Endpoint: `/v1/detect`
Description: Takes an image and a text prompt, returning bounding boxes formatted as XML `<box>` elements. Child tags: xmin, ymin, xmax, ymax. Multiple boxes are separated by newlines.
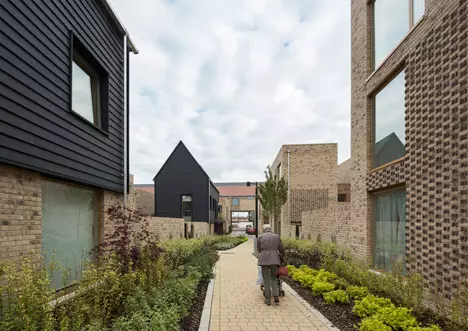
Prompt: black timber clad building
<box><xmin>154</xmin><ymin>141</ymin><xmax>219</xmax><ymax>223</ymax></box>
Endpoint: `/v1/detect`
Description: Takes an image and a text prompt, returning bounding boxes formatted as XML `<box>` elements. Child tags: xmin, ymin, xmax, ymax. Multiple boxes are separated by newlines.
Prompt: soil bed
<box><xmin>180</xmin><ymin>280</ymin><xmax>209</xmax><ymax>331</ymax></box>
<box><xmin>284</xmin><ymin>277</ymin><xmax>360</xmax><ymax>331</ymax></box>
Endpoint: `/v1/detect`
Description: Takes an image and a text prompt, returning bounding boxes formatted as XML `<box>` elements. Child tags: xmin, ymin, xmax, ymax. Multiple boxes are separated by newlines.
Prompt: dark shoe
<box><xmin>274</xmin><ymin>296</ymin><xmax>279</xmax><ymax>304</ymax></box>
<box><xmin>265</xmin><ymin>299</ymin><xmax>271</xmax><ymax>306</ymax></box>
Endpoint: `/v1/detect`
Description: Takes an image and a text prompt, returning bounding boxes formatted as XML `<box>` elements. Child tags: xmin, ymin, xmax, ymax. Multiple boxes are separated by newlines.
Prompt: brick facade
<box><xmin>351</xmin><ymin>0</ymin><xmax>467</xmax><ymax>299</ymax></box>
<box><xmin>270</xmin><ymin>144</ymin><xmax>339</xmax><ymax>235</ymax></box>
<box><xmin>0</xmin><ymin>165</ymin><xmax>42</xmax><ymax>262</ymax></box>
<box><xmin>148</xmin><ymin>217</ymin><xmax>185</xmax><ymax>240</ymax></box>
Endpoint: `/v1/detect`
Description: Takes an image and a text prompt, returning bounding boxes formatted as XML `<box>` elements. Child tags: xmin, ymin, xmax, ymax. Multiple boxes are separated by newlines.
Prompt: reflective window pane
<box><xmin>374</xmin><ymin>0</ymin><xmax>410</xmax><ymax>67</ymax></box>
<box><xmin>41</xmin><ymin>180</ymin><xmax>98</xmax><ymax>289</ymax></box>
<box><xmin>412</xmin><ymin>0</ymin><xmax>425</xmax><ymax>24</ymax></box>
<box><xmin>373</xmin><ymin>188</ymin><xmax>406</xmax><ymax>273</ymax></box>
<box><xmin>373</xmin><ymin>71</ymin><xmax>406</xmax><ymax>168</ymax></box>
<box><xmin>182</xmin><ymin>195</ymin><xmax>192</xmax><ymax>221</ymax></box>
<box><xmin>72</xmin><ymin>62</ymin><xmax>94</xmax><ymax>123</ymax></box>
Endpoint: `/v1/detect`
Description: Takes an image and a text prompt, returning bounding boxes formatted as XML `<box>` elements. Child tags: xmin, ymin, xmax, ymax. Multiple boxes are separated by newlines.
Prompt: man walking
<box><xmin>257</xmin><ymin>224</ymin><xmax>285</xmax><ymax>305</ymax></box>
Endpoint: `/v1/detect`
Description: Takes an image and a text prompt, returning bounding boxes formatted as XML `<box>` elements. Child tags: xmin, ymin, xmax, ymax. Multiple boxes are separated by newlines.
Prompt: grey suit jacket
<box><xmin>257</xmin><ymin>230</ymin><xmax>285</xmax><ymax>266</ymax></box>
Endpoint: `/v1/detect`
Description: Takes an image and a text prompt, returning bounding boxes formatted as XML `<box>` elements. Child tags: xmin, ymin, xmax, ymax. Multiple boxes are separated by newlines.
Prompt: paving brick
<box><xmin>209</xmin><ymin>240</ymin><xmax>332</xmax><ymax>330</ymax></box>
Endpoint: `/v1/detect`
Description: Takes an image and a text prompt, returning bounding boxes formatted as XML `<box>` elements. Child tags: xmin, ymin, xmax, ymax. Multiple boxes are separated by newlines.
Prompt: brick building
<box><xmin>270</xmin><ymin>144</ymin><xmax>349</xmax><ymax>236</ymax></box>
<box><xmin>0</xmin><ymin>0</ymin><xmax>137</xmax><ymax>288</ymax></box>
<box><xmin>350</xmin><ymin>0</ymin><xmax>467</xmax><ymax>299</ymax></box>
<box><xmin>215</xmin><ymin>182</ymin><xmax>259</xmax><ymax>233</ymax></box>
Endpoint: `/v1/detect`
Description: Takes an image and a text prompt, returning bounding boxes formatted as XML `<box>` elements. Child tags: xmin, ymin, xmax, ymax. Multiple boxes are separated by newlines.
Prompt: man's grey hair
<box><xmin>262</xmin><ymin>224</ymin><xmax>272</xmax><ymax>231</ymax></box>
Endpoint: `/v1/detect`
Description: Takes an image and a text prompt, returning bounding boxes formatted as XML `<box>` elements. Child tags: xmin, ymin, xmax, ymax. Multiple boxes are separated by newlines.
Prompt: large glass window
<box><xmin>374</xmin><ymin>0</ymin><xmax>425</xmax><ymax>68</ymax></box>
<box><xmin>373</xmin><ymin>71</ymin><xmax>406</xmax><ymax>168</ymax></box>
<box><xmin>373</xmin><ymin>188</ymin><xmax>406</xmax><ymax>272</ymax></box>
<box><xmin>182</xmin><ymin>195</ymin><xmax>193</xmax><ymax>221</ymax></box>
<box><xmin>41</xmin><ymin>180</ymin><xmax>98</xmax><ymax>289</ymax></box>
<box><xmin>72</xmin><ymin>49</ymin><xmax>100</xmax><ymax>126</ymax></box>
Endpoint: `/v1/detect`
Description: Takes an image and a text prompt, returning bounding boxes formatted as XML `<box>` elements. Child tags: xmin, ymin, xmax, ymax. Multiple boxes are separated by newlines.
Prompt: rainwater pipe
<box><xmin>287</xmin><ymin>149</ymin><xmax>291</xmax><ymax>229</ymax></box>
<box><xmin>123</xmin><ymin>35</ymin><xmax>128</xmax><ymax>214</ymax></box>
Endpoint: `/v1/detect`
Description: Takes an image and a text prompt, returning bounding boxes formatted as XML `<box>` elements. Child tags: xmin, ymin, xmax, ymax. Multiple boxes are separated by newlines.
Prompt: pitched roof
<box><xmin>152</xmin><ymin>141</ymin><xmax>219</xmax><ymax>193</ymax></box>
<box><xmin>216</xmin><ymin>183</ymin><xmax>256</xmax><ymax>197</ymax></box>
<box><xmin>133</xmin><ymin>184</ymin><xmax>154</xmax><ymax>193</ymax></box>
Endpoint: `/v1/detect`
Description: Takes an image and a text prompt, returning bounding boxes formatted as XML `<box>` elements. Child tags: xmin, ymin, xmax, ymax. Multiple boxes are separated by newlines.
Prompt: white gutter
<box><xmin>99</xmin><ymin>0</ymin><xmax>139</xmax><ymax>54</ymax></box>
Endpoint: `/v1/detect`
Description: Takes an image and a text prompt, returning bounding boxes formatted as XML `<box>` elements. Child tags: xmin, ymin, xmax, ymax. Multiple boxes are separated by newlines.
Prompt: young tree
<box><xmin>257</xmin><ymin>166</ymin><xmax>288</xmax><ymax>226</ymax></box>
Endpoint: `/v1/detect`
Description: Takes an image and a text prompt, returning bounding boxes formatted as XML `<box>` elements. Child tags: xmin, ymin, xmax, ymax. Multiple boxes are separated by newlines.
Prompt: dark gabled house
<box><xmin>0</xmin><ymin>0</ymin><xmax>137</xmax><ymax>288</ymax></box>
<box><xmin>154</xmin><ymin>141</ymin><xmax>219</xmax><ymax>225</ymax></box>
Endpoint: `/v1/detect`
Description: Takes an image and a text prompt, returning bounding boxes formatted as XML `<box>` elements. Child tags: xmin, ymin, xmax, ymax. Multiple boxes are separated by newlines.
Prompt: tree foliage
<box><xmin>257</xmin><ymin>166</ymin><xmax>288</xmax><ymax>224</ymax></box>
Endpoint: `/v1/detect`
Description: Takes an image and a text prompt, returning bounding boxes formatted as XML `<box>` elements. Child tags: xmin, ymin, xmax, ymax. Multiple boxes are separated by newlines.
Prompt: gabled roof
<box><xmin>153</xmin><ymin>141</ymin><xmax>219</xmax><ymax>193</ymax></box>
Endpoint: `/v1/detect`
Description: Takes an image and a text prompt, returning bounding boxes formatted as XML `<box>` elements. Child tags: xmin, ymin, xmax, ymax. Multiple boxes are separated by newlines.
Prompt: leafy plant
<box><xmin>332</xmin><ymin>277</ymin><xmax>349</xmax><ymax>290</ymax></box>
<box><xmin>213</xmin><ymin>242</ymin><xmax>235</xmax><ymax>250</ymax></box>
<box><xmin>347</xmin><ymin>286</ymin><xmax>370</xmax><ymax>300</ymax></box>
<box><xmin>407</xmin><ymin>325</ymin><xmax>441</xmax><ymax>331</ymax></box>
<box><xmin>352</xmin><ymin>295</ymin><xmax>395</xmax><ymax>318</ymax></box>
<box><xmin>257</xmin><ymin>166</ymin><xmax>288</xmax><ymax>224</ymax></box>
<box><xmin>374</xmin><ymin>306</ymin><xmax>418</xmax><ymax>330</ymax></box>
<box><xmin>323</xmin><ymin>290</ymin><xmax>349</xmax><ymax>304</ymax></box>
<box><xmin>312</xmin><ymin>281</ymin><xmax>335</xmax><ymax>295</ymax></box>
<box><xmin>360</xmin><ymin>315</ymin><xmax>392</xmax><ymax>331</ymax></box>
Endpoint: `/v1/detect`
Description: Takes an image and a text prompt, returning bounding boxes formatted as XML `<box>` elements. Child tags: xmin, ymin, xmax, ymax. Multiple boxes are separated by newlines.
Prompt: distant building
<box><xmin>153</xmin><ymin>141</ymin><xmax>219</xmax><ymax>236</ymax></box>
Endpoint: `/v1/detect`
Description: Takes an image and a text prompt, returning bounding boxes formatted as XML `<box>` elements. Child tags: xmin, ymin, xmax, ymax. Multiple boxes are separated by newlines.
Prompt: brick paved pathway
<box><xmin>209</xmin><ymin>239</ymin><xmax>333</xmax><ymax>331</ymax></box>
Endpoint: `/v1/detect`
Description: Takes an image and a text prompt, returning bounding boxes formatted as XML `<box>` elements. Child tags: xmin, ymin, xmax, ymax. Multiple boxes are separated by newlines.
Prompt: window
<box><xmin>210</xmin><ymin>195</ymin><xmax>212</xmax><ymax>210</ymax></box>
<box><xmin>232</xmin><ymin>198</ymin><xmax>239</xmax><ymax>206</ymax></box>
<box><xmin>182</xmin><ymin>195</ymin><xmax>193</xmax><ymax>221</ymax></box>
<box><xmin>41</xmin><ymin>180</ymin><xmax>98</xmax><ymax>289</ymax></box>
<box><xmin>72</xmin><ymin>49</ymin><xmax>100</xmax><ymax>125</ymax></box>
<box><xmin>373</xmin><ymin>188</ymin><xmax>406</xmax><ymax>272</ymax></box>
<box><xmin>374</xmin><ymin>0</ymin><xmax>425</xmax><ymax>68</ymax></box>
<box><xmin>247</xmin><ymin>196</ymin><xmax>254</xmax><ymax>200</ymax></box>
<box><xmin>337</xmin><ymin>194</ymin><xmax>347</xmax><ymax>202</ymax></box>
<box><xmin>70</xmin><ymin>33</ymin><xmax>109</xmax><ymax>131</ymax></box>
<box><xmin>373</xmin><ymin>71</ymin><xmax>406</xmax><ymax>168</ymax></box>
<box><xmin>218</xmin><ymin>205</ymin><xmax>222</xmax><ymax>213</ymax></box>
<box><xmin>277</xmin><ymin>163</ymin><xmax>282</xmax><ymax>179</ymax></box>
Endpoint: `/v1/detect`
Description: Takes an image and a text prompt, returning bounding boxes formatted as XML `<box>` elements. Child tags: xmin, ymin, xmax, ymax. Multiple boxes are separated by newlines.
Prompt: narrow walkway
<box><xmin>209</xmin><ymin>239</ymin><xmax>332</xmax><ymax>331</ymax></box>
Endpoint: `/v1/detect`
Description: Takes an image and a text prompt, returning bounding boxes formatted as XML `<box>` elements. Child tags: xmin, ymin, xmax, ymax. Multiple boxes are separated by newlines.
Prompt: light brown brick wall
<box><xmin>133</xmin><ymin>189</ymin><xmax>154</xmax><ymax>216</ymax></box>
<box><xmin>351</xmin><ymin>0</ymin><xmax>466</xmax><ymax>299</ymax></box>
<box><xmin>148</xmin><ymin>217</ymin><xmax>184</xmax><ymax>240</ymax></box>
<box><xmin>270</xmin><ymin>144</ymin><xmax>339</xmax><ymax>235</ymax></box>
<box><xmin>0</xmin><ymin>165</ymin><xmax>42</xmax><ymax>262</ymax></box>
<box><xmin>302</xmin><ymin>202</ymin><xmax>351</xmax><ymax>246</ymax></box>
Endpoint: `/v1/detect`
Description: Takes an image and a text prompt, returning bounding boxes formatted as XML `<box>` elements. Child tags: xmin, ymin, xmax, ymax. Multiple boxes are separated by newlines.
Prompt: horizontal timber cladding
<box><xmin>0</xmin><ymin>0</ymin><xmax>126</xmax><ymax>192</ymax></box>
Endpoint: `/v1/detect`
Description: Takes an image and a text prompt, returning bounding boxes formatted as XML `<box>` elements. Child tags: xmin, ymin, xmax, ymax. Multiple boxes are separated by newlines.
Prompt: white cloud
<box><xmin>110</xmin><ymin>0</ymin><xmax>351</xmax><ymax>184</ymax></box>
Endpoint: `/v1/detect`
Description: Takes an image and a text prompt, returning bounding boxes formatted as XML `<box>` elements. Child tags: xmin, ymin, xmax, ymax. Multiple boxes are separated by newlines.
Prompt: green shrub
<box><xmin>315</xmin><ymin>269</ymin><xmax>337</xmax><ymax>282</ymax></box>
<box><xmin>183</xmin><ymin>246</ymin><xmax>219</xmax><ymax>281</ymax></box>
<box><xmin>213</xmin><ymin>242</ymin><xmax>235</xmax><ymax>250</ymax></box>
<box><xmin>0</xmin><ymin>258</ymin><xmax>55</xmax><ymax>331</ymax></box>
<box><xmin>323</xmin><ymin>290</ymin><xmax>349</xmax><ymax>304</ymax></box>
<box><xmin>347</xmin><ymin>286</ymin><xmax>370</xmax><ymax>300</ymax></box>
<box><xmin>374</xmin><ymin>306</ymin><xmax>418</xmax><ymax>330</ymax></box>
<box><xmin>352</xmin><ymin>294</ymin><xmax>395</xmax><ymax>318</ymax></box>
<box><xmin>312</xmin><ymin>281</ymin><xmax>335</xmax><ymax>295</ymax></box>
<box><xmin>332</xmin><ymin>278</ymin><xmax>349</xmax><ymax>290</ymax></box>
<box><xmin>360</xmin><ymin>315</ymin><xmax>392</xmax><ymax>331</ymax></box>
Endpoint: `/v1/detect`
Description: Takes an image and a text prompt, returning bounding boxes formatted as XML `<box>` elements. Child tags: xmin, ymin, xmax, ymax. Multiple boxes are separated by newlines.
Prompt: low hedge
<box><xmin>288</xmin><ymin>265</ymin><xmax>441</xmax><ymax>331</ymax></box>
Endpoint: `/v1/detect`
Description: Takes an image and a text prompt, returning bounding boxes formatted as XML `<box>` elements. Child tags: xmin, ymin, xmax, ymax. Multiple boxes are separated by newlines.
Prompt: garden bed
<box><xmin>284</xmin><ymin>277</ymin><xmax>359</xmax><ymax>331</ymax></box>
<box><xmin>179</xmin><ymin>280</ymin><xmax>209</xmax><ymax>331</ymax></box>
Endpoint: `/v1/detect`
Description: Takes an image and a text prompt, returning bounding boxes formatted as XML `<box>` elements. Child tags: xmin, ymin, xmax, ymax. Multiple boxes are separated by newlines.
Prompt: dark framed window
<box><xmin>373</xmin><ymin>0</ymin><xmax>425</xmax><ymax>68</ymax></box>
<box><xmin>218</xmin><ymin>205</ymin><xmax>222</xmax><ymax>213</ymax></box>
<box><xmin>373</xmin><ymin>188</ymin><xmax>406</xmax><ymax>272</ymax></box>
<box><xmin>181</xmin><ymin>195</ymin><xmax>193</xmax><ymax>221</ymax></box>
<box><xmin>337</xmin><ymin>194</ymin><xmax>347</xmax><ymax>202</ymax></box>
<box><xmin>70</xmin><ymin>32</ymin><xmax>109</xmax><ymax>131</ymax></box>
<box><xmin>372</xmin><ymin>70</ymin><xmax>406</xmax><ymax>168</ymax></box>
<box><xmin>41</xmin><ymin>180</ymin><xmax>99</xmax><ymax>289</ymax></box>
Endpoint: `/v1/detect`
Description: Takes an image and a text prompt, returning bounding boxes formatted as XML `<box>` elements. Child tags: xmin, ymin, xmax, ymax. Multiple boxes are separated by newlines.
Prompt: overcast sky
<box><xmin>110</xmin><ymin>0</ymin><xmax>351</xmax><ymax>184</ymax></box>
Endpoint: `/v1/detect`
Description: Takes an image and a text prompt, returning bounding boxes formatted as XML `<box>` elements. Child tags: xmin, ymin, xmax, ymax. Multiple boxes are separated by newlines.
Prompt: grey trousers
<box><xmin>261</xmin><ymin>265</ymin><xmax>278</xmax><ymax>302</ymax></box>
